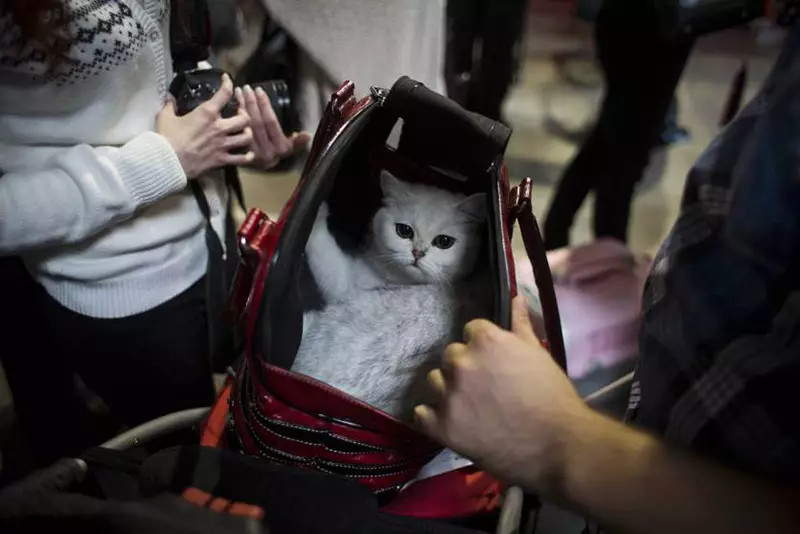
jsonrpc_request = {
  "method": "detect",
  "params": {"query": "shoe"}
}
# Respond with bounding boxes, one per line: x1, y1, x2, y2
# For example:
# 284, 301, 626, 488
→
658, 123, 691, 146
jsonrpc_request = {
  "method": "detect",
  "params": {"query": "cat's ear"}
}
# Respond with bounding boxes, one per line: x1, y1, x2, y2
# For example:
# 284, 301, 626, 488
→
379, 170, 409, 199
456, 193, 486, 222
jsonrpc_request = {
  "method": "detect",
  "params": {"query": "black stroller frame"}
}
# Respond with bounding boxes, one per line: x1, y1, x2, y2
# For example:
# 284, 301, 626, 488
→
0, 372, 633, 534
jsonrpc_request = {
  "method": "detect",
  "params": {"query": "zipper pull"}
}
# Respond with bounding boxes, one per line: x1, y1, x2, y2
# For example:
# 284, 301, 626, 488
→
370, 86, 389, 104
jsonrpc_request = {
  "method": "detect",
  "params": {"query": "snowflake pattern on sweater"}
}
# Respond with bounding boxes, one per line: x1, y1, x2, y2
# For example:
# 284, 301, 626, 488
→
0, 0, 167, 86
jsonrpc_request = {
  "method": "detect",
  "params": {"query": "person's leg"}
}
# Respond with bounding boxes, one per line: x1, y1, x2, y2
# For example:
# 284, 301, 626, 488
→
444, 0, 482, 105
543, 3, 621, 251
542, 126, 607, 250
39, 277, 214, 431
466, 0, 527, 121
590, 1, 694, 243
0, 258, 103, 467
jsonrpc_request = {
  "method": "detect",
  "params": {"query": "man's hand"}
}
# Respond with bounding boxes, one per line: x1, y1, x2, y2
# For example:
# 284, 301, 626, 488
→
415, 295, 590, 496
418, 297, 800, 534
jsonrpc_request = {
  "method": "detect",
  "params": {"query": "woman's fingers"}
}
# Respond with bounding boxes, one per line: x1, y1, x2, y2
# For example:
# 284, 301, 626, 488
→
255, 86, 292, 155
232, 84, 309, 168
222, 127, 253, 150
218, 112, 250, 135
243, 85, 277, 162
158, 99, 178, 119
243, 86, 270, 145
234, 87, 247, 128
241, 85, 261, 119
207, 73, 235, 114
219, 150, 255, 166
290, 131, 312, 152
235, 85, 246, 109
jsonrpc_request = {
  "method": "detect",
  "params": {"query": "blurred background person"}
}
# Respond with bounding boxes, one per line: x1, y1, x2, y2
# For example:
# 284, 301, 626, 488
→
542, 0, 694, 250
256, 0, 447, 132
568, 0, 691, 147
0, 0, 302, 469
418, 12, 800, 533
444, 0, 529, 123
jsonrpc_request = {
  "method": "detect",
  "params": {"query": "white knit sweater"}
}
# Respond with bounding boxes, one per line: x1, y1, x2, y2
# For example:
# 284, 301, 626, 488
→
0, 0, 228, 318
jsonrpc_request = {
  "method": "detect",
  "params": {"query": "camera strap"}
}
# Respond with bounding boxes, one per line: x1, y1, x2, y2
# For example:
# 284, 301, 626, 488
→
190, 177, 240, 372
171, 0, 245, 370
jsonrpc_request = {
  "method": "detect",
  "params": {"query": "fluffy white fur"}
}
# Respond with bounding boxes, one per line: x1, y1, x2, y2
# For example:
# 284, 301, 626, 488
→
293, 172, 488, 418
293, 283, 487, 417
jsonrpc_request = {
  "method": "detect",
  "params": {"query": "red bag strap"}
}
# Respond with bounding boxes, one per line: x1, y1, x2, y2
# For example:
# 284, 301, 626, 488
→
509, 177, 568, 373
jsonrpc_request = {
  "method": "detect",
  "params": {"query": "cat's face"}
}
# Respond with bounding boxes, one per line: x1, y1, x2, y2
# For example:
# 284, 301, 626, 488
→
370, 171, 486, 283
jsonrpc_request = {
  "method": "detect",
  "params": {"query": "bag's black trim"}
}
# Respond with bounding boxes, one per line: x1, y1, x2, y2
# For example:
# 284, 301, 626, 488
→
247, 393, 392, 455
254, 100, 379, 370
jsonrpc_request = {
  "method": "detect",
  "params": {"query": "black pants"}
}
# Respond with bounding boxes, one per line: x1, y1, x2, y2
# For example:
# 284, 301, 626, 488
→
2, 267, 214, 465
543, 1, 694, 250
445, 0, 528, 121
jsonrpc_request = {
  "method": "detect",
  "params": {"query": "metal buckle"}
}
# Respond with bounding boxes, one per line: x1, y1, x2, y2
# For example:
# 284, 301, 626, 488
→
509, 176, 533, 219
331, 80, 356, 118
229, 209, 275, 323
369, 86, 389, 104
237, 208, 272, 259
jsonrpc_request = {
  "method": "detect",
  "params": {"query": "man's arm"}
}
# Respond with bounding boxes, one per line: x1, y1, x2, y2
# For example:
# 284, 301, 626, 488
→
416, 296, 800, 534
562, 408, 799, 534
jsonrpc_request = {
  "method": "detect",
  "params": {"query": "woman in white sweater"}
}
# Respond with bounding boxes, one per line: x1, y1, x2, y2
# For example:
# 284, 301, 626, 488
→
0, 0, 304, 460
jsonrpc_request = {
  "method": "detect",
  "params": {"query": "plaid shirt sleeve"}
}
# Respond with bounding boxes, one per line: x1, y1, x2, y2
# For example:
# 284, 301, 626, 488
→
628, 24, 800, 482
666, 292, 800, 480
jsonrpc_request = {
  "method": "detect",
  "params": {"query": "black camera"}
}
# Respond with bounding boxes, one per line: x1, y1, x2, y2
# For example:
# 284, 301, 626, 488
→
169, 1, 303, 168
169, 68, 298, 135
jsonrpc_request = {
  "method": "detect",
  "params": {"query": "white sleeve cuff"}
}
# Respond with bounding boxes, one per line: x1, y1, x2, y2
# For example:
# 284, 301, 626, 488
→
111, 131, 187, 207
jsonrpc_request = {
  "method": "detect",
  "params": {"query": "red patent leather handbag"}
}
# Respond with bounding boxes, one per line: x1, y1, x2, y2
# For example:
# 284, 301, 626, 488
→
200, 76, 566, 521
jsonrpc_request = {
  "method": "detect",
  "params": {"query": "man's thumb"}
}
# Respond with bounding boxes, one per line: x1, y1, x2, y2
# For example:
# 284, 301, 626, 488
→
511, 295, 538, 344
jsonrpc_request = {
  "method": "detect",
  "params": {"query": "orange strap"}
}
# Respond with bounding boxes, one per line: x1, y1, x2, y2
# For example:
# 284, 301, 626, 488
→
182, 487, 265, 521
200, 381, 232, 448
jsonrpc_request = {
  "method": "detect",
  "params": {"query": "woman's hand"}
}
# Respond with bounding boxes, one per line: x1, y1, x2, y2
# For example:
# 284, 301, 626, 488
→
157, 73, 255, 179
235, 84, 311, 169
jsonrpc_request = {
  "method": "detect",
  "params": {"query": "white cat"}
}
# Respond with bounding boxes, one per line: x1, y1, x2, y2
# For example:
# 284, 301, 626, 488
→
292, 171, 488, 419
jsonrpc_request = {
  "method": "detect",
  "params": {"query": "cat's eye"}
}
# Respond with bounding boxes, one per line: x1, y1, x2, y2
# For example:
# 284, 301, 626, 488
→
432, 235, 456, 249
395, 223, 414, 239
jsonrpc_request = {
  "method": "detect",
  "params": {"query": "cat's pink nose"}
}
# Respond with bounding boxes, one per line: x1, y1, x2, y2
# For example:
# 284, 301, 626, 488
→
412, 249, 425, 262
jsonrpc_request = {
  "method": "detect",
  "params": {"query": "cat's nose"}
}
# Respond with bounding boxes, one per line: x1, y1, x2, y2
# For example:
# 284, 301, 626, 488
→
412, 249, 425, 262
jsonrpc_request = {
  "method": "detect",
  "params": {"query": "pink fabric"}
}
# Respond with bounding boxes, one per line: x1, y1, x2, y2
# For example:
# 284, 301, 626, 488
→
517, 239, 652, 379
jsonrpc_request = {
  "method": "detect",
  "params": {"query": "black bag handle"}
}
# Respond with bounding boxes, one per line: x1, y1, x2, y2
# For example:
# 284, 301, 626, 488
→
382, 76, 512, 181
